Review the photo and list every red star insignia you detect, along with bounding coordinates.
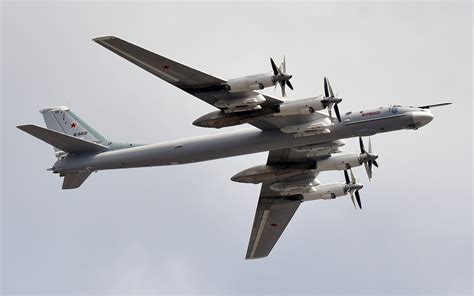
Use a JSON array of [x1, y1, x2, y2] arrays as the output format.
[[162, 64, 170, 70], [70, 122, 77, 128], [270, 223, 278, 228]]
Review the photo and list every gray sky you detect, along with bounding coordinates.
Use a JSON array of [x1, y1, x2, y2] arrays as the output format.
[[1, 1, 472, 295]]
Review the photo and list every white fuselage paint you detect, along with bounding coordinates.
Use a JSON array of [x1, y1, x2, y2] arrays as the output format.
[[53, 106, 433, 173]]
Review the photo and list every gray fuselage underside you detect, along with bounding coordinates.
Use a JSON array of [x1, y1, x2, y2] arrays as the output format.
[[53, 107, 419, 173]]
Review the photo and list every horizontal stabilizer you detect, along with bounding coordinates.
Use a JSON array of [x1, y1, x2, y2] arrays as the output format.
[[62, 172, 92, 189], [17, 124, 108, 154]]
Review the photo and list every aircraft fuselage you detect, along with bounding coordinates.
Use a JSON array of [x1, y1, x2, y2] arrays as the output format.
[[52, 105, 433, 173]]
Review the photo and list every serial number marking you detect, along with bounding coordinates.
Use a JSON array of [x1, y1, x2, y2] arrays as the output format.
[[74, 131, 88, 137]]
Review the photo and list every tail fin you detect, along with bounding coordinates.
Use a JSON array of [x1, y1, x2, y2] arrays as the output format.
[[40, 106, 109, 150]]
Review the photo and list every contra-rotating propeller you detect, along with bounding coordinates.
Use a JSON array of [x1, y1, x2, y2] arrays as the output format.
[[271, 56, 293, 97], [359, 137, 379, 180], [344, 169, 363, 209], [321, 77, 342, 123]]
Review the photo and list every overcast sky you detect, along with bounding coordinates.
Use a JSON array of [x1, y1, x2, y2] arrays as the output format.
[[1, 1, 472, 295]]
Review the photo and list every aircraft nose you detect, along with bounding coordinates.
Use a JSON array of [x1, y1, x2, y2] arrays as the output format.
[[411, 111, 434, 128]]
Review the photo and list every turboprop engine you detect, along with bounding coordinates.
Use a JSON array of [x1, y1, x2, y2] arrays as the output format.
[[214, 94, 266, 113], [280, 118, 332, 137], [194, 77, 348, 129], [224, 57, 294, 97], [270, 178, 320, 195], [274, 97, 326, 117], [301, 170, 364, 208], [300, 182, 348, 201], [225, 75, 274, 93], [316, 152, 362, 171], [270, 169, 365, 209], [310, 137, 379, 177], [292, 140, 345, 157]]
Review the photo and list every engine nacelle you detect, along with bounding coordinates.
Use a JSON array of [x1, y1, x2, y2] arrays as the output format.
[[301, 183, 347, 201], [225, 74, 274, 93], [214, 94, 266, 113], [293, 140, 346, 157], [231, 163, 315, 184], [317, 153, 361, 171], [280, 118, 332, 137], [270, 178, 320, 195], [274, 97, 326, 117]]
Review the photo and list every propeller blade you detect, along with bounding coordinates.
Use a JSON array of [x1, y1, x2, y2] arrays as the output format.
[[367, 162, 373, 180], [334, 103, 341, 123], [364, 162, 371, 181], [286, 80, 294, 90], [373, 160, 379, 167], [281, 81, 286, 97], [355, 190, 362, 209], [270, 58, 279, 75], [325, 78, 335, 97], [349, 168, 356, 184], [324, 77, 330, 98], [359, 137, 366, 154], [350, 194, 357, 209], [368, 137, 372, 154], [282, 55, 286, 73], [344, 170, 350, 184]]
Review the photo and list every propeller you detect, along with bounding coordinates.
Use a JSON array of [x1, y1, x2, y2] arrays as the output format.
[[271, 56, 293, 97], [359, 137, 379, 180], [344, 169, 363, 209], [321, 77, 342, 122]]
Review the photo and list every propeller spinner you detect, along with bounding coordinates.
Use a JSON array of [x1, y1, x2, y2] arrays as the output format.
[[271, 56, 293, 97], [344, 169, 364, 209], [321, 77, 342, 123], [359, 137, 379, 180]]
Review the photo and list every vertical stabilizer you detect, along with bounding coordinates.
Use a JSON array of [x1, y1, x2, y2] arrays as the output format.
[[40, 106, 109, 151]]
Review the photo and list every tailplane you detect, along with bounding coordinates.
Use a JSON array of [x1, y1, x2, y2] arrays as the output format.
[[61, 171, 92, 190], [17, 124, 108, 154], [17, 106, 111, 189]]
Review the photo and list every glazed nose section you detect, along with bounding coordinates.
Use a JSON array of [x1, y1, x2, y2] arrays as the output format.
[[411, 111, 434, 128]]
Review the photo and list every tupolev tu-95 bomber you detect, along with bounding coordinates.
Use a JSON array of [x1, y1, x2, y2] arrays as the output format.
[[18, 36, 451, 259]]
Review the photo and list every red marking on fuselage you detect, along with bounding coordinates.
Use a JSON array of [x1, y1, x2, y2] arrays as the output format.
[[362, 111, 381, 117]]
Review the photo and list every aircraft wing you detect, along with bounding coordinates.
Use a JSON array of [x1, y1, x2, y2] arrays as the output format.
[[246, 183, 302, 259], [93, 36, 283, 109], [246, 147, 325, 259]]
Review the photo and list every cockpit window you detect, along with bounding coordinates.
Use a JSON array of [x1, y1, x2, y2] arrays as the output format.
[[345, 112, 352, 115]]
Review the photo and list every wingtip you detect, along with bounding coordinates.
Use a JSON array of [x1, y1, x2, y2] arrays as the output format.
[[245, 254, 268, 260], [93, 36, 117, 43], [16, 124, 32, 130]]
